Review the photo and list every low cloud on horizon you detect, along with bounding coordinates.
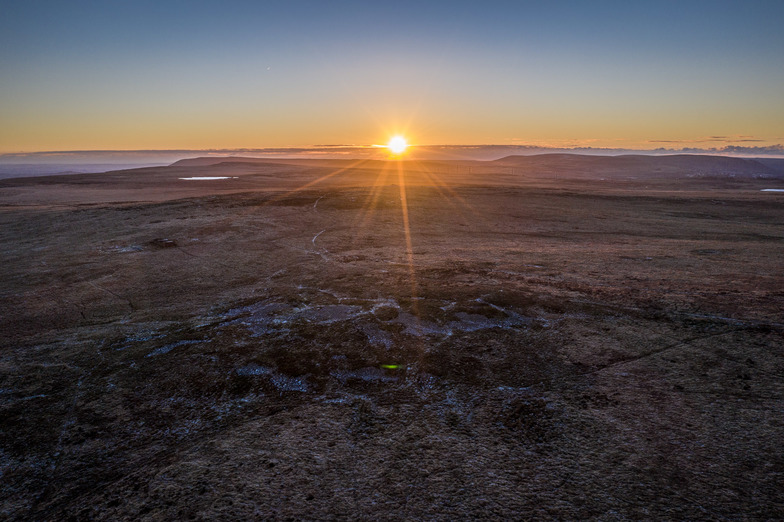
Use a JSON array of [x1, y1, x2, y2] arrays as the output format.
[[648, 135, 767, 144]]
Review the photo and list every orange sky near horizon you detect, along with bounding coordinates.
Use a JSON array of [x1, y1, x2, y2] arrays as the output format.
[[1, 2, 783, 155], [4, 106, 781, 154]]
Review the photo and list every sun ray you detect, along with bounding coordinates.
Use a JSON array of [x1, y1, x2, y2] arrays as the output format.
[[229, 157, 378, 266], [396, 160, 420, 319], [260, 157, 375, 206], [412, 160, 488, 224], [353, 161, 393, 242], [417, 167, 466, 213]]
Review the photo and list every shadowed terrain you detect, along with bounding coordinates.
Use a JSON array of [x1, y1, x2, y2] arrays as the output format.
[[1, 155, 783, 519]]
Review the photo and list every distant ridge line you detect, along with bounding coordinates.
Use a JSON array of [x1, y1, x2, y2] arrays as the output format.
[[168, 153, 781, 179]]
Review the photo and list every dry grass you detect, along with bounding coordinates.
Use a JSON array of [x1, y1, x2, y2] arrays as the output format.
[[1, 161, 783, 519]]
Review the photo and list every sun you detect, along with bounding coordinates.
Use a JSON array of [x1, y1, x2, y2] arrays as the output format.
[[387, 136, 408, 155]]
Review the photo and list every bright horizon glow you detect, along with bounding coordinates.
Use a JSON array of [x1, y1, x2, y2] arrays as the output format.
[[387, 136, 408, 155]]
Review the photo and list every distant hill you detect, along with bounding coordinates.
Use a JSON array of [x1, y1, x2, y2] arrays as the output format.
[[754, 158, 784, 175], [171, 157, 301, 168], [491, 154, 779, 179], [0, 163, 166, 180], [169, 157, 391, 169], [171, 154, 781, 180], [168, 157, 471, 172]]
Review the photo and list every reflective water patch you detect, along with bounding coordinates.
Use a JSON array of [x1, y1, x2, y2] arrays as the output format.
[[178, 177, 238, 180]]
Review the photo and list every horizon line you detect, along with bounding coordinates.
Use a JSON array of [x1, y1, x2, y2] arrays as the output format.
[[2, 143, 784, 158]]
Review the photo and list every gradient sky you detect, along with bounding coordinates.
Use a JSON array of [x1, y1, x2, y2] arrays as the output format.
[[2, 0, 783, 153]]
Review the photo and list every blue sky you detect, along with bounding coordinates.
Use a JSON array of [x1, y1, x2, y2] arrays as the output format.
[[1, 0, 783, 152]]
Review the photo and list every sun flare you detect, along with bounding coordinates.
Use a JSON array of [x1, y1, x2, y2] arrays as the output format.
[[387, 136, 408, 155]]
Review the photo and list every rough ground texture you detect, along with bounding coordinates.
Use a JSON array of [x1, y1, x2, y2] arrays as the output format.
[[1, 159, 783, 519]]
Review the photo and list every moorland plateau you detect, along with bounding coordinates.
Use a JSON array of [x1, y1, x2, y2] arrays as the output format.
[[1, 154, 783, 519]]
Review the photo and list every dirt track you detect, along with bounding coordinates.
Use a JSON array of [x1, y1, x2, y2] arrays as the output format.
[[1, 160, 783, 519]]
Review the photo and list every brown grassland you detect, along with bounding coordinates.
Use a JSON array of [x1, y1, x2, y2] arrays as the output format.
[[1, 157, 783, 519]]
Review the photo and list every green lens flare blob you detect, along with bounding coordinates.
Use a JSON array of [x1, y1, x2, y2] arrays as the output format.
[[380, 364, 400, 369]]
